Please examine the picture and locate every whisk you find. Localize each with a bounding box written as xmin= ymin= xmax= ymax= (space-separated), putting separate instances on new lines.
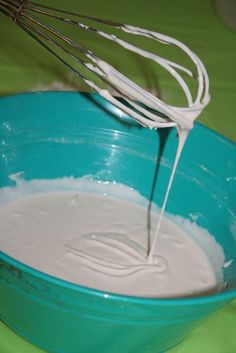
xmin=0 ymin=0 xmax=210 ymax=130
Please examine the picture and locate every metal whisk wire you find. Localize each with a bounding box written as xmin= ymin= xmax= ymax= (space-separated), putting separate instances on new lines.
xmin=0 ymin=0 xmax=210 ymax=129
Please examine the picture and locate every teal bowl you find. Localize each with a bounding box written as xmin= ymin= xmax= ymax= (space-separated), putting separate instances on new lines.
xmin=0 ymin=92 xmax=235 ymax=353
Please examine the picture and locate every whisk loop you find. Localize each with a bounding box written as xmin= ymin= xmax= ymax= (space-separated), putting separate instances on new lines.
xmin=0 ymin=0 xmax=210 ymax=129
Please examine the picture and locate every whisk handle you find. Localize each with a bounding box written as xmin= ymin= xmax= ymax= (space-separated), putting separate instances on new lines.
xmin=0 ymin=0 xmax=28 ymax=23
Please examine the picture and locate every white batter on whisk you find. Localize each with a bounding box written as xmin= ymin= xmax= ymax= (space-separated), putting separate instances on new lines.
xmin=85 ymin=25 xmax=211 ymax=261
xmin=0 ymin=177 xmax=224 ymax=297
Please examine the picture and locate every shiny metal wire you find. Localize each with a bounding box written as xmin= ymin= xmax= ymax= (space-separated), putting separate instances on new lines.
xmin=0 ymin=0 xmax=210 ymax=129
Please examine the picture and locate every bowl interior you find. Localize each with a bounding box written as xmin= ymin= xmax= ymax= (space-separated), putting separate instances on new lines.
xmin=0 ymin=92 xmax=236 ymax=296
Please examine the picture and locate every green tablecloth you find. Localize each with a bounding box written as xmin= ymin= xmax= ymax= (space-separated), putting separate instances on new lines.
xmin=0 ymin=0 xmax=235 ymax=352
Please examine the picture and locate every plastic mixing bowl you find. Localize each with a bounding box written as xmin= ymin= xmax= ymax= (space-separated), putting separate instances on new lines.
xmin=0 ymin=92 xmax=235 ymax=353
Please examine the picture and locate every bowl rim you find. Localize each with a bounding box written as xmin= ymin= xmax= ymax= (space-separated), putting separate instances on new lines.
xmin=0 ymin=90 xmax=236 ymax=145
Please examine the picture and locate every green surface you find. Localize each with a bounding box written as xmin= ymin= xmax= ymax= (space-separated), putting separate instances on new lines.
xmin=0 ymin=0 xmax=236 ymax=352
